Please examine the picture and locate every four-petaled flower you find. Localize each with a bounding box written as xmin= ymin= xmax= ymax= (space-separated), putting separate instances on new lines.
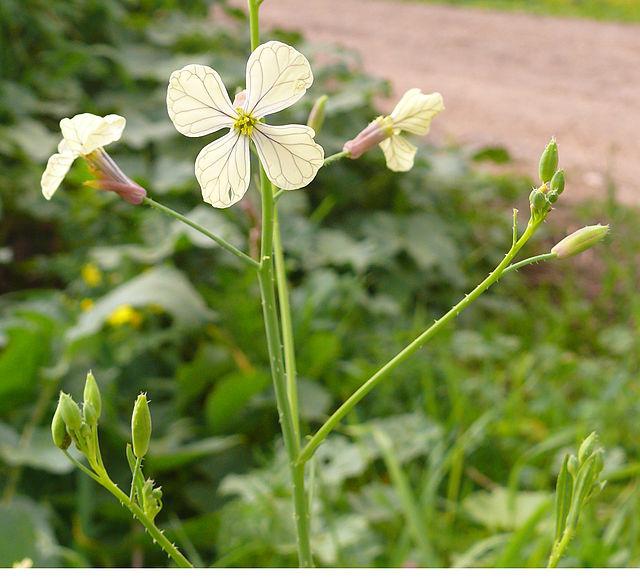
xmin=343 ymin=88 xmax=444 ymax=172
xmin=166 ymin=41 xmax=324 ymax=208
xmin=41 ymin=113 xmax=146 ymax=204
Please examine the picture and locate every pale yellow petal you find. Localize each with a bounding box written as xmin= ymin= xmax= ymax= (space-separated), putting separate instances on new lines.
xmin=245 ymin=41 xmax=313 ymax=118
xmin=41 ymin=151 xmax=76 ymax=199
xmin=379 ymin=134 xmax=417 ymax=172
xmin=60 ymin=113 xmax=126 ymax=155
xmin=167 ymin=64 xmax=237 ymax=137
xmin=251 ymin=123 xmax=324 ymax=190
xmin=390 ymin=89 xmax=444 ymax=136
xmin=195 ymin=130 xmax=250 ymax=208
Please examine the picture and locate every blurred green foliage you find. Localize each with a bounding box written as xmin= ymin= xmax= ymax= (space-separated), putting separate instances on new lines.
xmin=1 ymin=0 xmax=639 ymax=569
xmin=413 ymin=0 xmax=640 ymax=22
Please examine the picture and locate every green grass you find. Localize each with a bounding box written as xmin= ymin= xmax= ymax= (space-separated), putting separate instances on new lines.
xmin=413 ymin=0 xmax=640 ymax=22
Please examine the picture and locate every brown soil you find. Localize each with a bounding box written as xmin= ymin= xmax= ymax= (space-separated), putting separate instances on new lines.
xmin=257 ymin=0 xmax=640 ymax=204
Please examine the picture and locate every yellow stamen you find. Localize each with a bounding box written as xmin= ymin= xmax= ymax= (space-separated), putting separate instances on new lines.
xmin=233 ymin=109 xmax=258 ymax=137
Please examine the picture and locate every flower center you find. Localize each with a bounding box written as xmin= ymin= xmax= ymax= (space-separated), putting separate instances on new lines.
xmin=233 ymin=109 xmax=258 ymax=136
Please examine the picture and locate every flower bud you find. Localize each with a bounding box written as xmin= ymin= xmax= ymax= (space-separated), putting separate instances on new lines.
xmin=531 ymin=189 xmax=547 ymax=210
xmin=83 ymin=402 xmax=98 ymax=426
xmin=567 ymin=454 xmax=579 ymax=477
xmin=578 ymin=431 xmax=599 ymax=464
xmin=343 ymin=116 xmax=395 ymax=159
xmin=550 ymin=169 xmax=565 ymax=195
xmin=51 ymin=402 xmax=71 ymax=450
xmin=58 ymin=392 xmax=82 ymax=432
xmin=548 ymin=191 xmax=559 ymax=204
xmin=83 ymin=371 xmax=101 ymax=421
xmin=132 ymin=393 xmax=152 ymax=459
xmin=551 ymin=225 xmax=609 ymax=259
xmin=307 ymin=94 xmax=328 ymax=134
xmin=539 ymin=138 xmax=558 ymax=183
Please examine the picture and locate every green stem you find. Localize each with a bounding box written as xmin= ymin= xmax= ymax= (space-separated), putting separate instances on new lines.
xmin=248 ymin=0 xmax=313 ymax=565
xmin=548 ymin=527 xmax=574 ymax=568
xmin=298 ymin=219 xmax=540 ymax=464
xmin=273 ymin=206 xmax=300 ymax=438
xmin=503 ymin=252 xmax=557 ymax=275
xmin=143 ymin=197 xmax=259 ymax=269
xmin=63 ymin=452 xmax=193 ymax=568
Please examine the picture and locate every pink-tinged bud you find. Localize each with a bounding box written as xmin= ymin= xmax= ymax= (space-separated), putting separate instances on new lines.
xmin=551 ymin=224 xmax=609 ymax=259
xmin=343 ymin=116 xmax=394 ymax=159
xmin=85 ymin=148 xmax=147 ymax=205
xmin=233 ymin=90 xmax=247 ymax=109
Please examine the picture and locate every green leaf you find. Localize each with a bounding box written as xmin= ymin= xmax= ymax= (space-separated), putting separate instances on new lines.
xmin=0 ymin=424 xmax=73 ymax=474
xmin=554 ymin=454 xmax=573 ymax=541
xmin=67 ymin=266 xmax=214 ymax=341
xmin=0 ymin=497 xmax=59 ymax=567
xmin=205 ymin=371 xmax=271 ymax=434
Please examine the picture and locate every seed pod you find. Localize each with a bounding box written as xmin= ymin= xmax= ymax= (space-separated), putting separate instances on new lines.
xmin=51 ymin=401 xmax=71 ymax=450
xmin=83 ymin=371 xmax=102 ymax=420
xmin=307 ymin=94 xmax=328 ymax=134
xmin=550 ymin=169 xmax=565 ymax=195
xmin=551 ymin=225 xmax=610 ymax=259
xmin=131 ymin=393 xmax=152 ymax=459
xmin=58 ymin=392 xmax=82 ymax=432
xmin=539 ymin=138 xmax=558 ymax=183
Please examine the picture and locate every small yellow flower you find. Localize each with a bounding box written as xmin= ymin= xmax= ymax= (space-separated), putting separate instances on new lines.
xmin=80 ymin=298 xmax=94 ymax=311
xmin=12 ymin=558 xmax=33 ymax=568
xmin=81 ymin=263 xmax=103 ymax=287
xmin=107 ymin=304 xmax=143 ymax=328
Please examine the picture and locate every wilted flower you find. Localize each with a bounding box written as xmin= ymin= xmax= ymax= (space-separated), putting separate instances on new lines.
xmin=41 ymin=113 xmax=146 ymax=204
xmin=343 ymin=88 xmax=444 ymax=171
xmin=166 ymin=41 xmax=324 ymax=208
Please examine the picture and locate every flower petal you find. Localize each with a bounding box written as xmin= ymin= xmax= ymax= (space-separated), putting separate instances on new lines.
xmin=390 ymin=89 xmax=444 ymax=135
xmin=379 ymin=134 xmax=417 ymax=172
xmin=41 ymin=151 xmax=76 ymax=199
xmin=252 ymin=123 xmax=324 ymax=190
xmin=245 ymin=41 xmax=313 ymax=118
xmin=195 ymin=130 xmax=250 ymax=208
xmin=60 ymin=113 xmax=126 ymax=155
xmin=167 ymin=64 xmax=237 ymax=137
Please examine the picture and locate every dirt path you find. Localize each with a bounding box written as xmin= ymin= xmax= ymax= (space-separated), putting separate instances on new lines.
xmin=259 ymin=0 xmax=640 ymax=204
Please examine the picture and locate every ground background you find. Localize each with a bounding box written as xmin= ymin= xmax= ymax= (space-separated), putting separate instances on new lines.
xmin=260 ymin=0 xmax=640 ymax=203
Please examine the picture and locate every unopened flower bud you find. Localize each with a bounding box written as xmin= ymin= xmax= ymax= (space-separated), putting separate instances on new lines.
xmin=578 ymin=431 xmax=599 ymax=464
xmin=58 ymin=392 xmax=83 ymax=432
xmin=551 ymin=225 xmax=609 ymax=259
xmin=132 ymin=393 xmax=152 ymax=459
xmin=550 ymin=169 xmax=565 ymax=195
xmin=531 ymin=189 xmax=547 ymax=210
xmin=343 ymin=116 xmax=395 ymax=159
xmin=548 ymin=191 xmax=559 ymax=204
xmin=83 ymin=371 xmax=101 ymax=420
xmin=567 ymin=454 xmax=579 ymax=477
xmin=51 ymin=402 xmax=71 ymax=450
xmin=85 ymin=148 xmax=146 ymax=205
xmin=83 ymin=402 xmax=98 ymax=426
xmin=307 ymin=94 xmax=328 ymax=134
xmin=539 ymin=138 xmax=558 ymax=183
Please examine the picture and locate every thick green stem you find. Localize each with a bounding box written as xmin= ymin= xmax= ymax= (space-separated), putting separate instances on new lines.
xmin=548 ymin=527 xmax=574 ymax=568
xmin=143 ymin=197 xmax=259 ymax=269
xmin=273 ymin=206 xmax=300 ymax=438
xmin=248 ymin=0 xmax=313 ymax=564
xmin=63 ymin=452 xmax=192 ymax=568
xmin=298 ymin=219 xmax=540 ymax=464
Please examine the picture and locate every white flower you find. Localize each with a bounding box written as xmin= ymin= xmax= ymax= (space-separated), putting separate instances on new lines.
xmin=343 ymin=88 xmax=444 ymax=172
xmin=166 ymin=41 xmax=324 ymax=208
xmin=41 ymin=113 xmax=126 ymax=200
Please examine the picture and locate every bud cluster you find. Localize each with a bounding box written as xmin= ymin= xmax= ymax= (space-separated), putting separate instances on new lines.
xmin=529 ymin=138 xmax=565 ymax=220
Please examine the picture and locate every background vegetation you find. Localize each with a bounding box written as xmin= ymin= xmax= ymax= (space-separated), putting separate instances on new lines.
xmin=1 ymin=0 xmax=638 ymax=568
xmin=413 ymin=0 xmax=640 ymax=22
